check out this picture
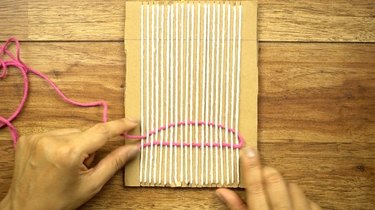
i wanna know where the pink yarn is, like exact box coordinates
[0,37,108,147]
[0,37,244,149]
[125,121,244,149]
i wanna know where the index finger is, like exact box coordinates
[241,147,270,210]
[79,118,138,153]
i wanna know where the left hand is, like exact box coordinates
[0,118,139,210]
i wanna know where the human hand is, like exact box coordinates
[0,118,139,210]
[216,148,321,210]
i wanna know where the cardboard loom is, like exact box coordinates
[124,0,258,187]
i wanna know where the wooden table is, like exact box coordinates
[1,1,374,209]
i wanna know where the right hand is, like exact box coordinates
[216,147,322,210]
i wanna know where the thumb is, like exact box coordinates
[89,144,139,187]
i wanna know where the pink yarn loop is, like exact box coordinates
[0,37,108,147]
[125,121,244,149]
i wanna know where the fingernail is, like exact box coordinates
[245,147,256,159]
[128,145,140,157]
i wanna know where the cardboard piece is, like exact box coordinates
[124,0,258,188]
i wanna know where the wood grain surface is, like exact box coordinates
[0,0,374,42]
[1,1,375,210]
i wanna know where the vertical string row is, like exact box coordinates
[153,4,159,184]
[144,4,150,184]
[189,4,195,185]
[139,2,243,187]
[219,4,226,186]
[224,4,231,185]
[205,4,211,185]
[194,4,201,186]
[201,4,207,186]
[184,4,190,184]
[180,3,185,183]
[209,4,215,185]
[169,4,174,184]
[139,4,144,184]
[149,4,155,184]
[164,5,171,185]
[235,4,243,184]
[214,4,220,185]
[174,3,179,184]
[230,4,237,184]
[158,5,165,185]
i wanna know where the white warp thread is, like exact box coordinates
[140,4,144,183]
[139,2,243,187]
[158,5,165,185]
[194,4,201,186]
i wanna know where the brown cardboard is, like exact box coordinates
[124,0,257,188]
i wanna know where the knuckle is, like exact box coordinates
[33,136,50,151]
[92,123,109,134]
[56,145,78,157]
[248,182,265,196]
[54,146,80,166]
[245,159,260,170]
[266,172,283,185]
[264,167,284,185]
[246,164,258,171]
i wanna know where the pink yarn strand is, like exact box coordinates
[0,37,108,147]
[126,121,244,149]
